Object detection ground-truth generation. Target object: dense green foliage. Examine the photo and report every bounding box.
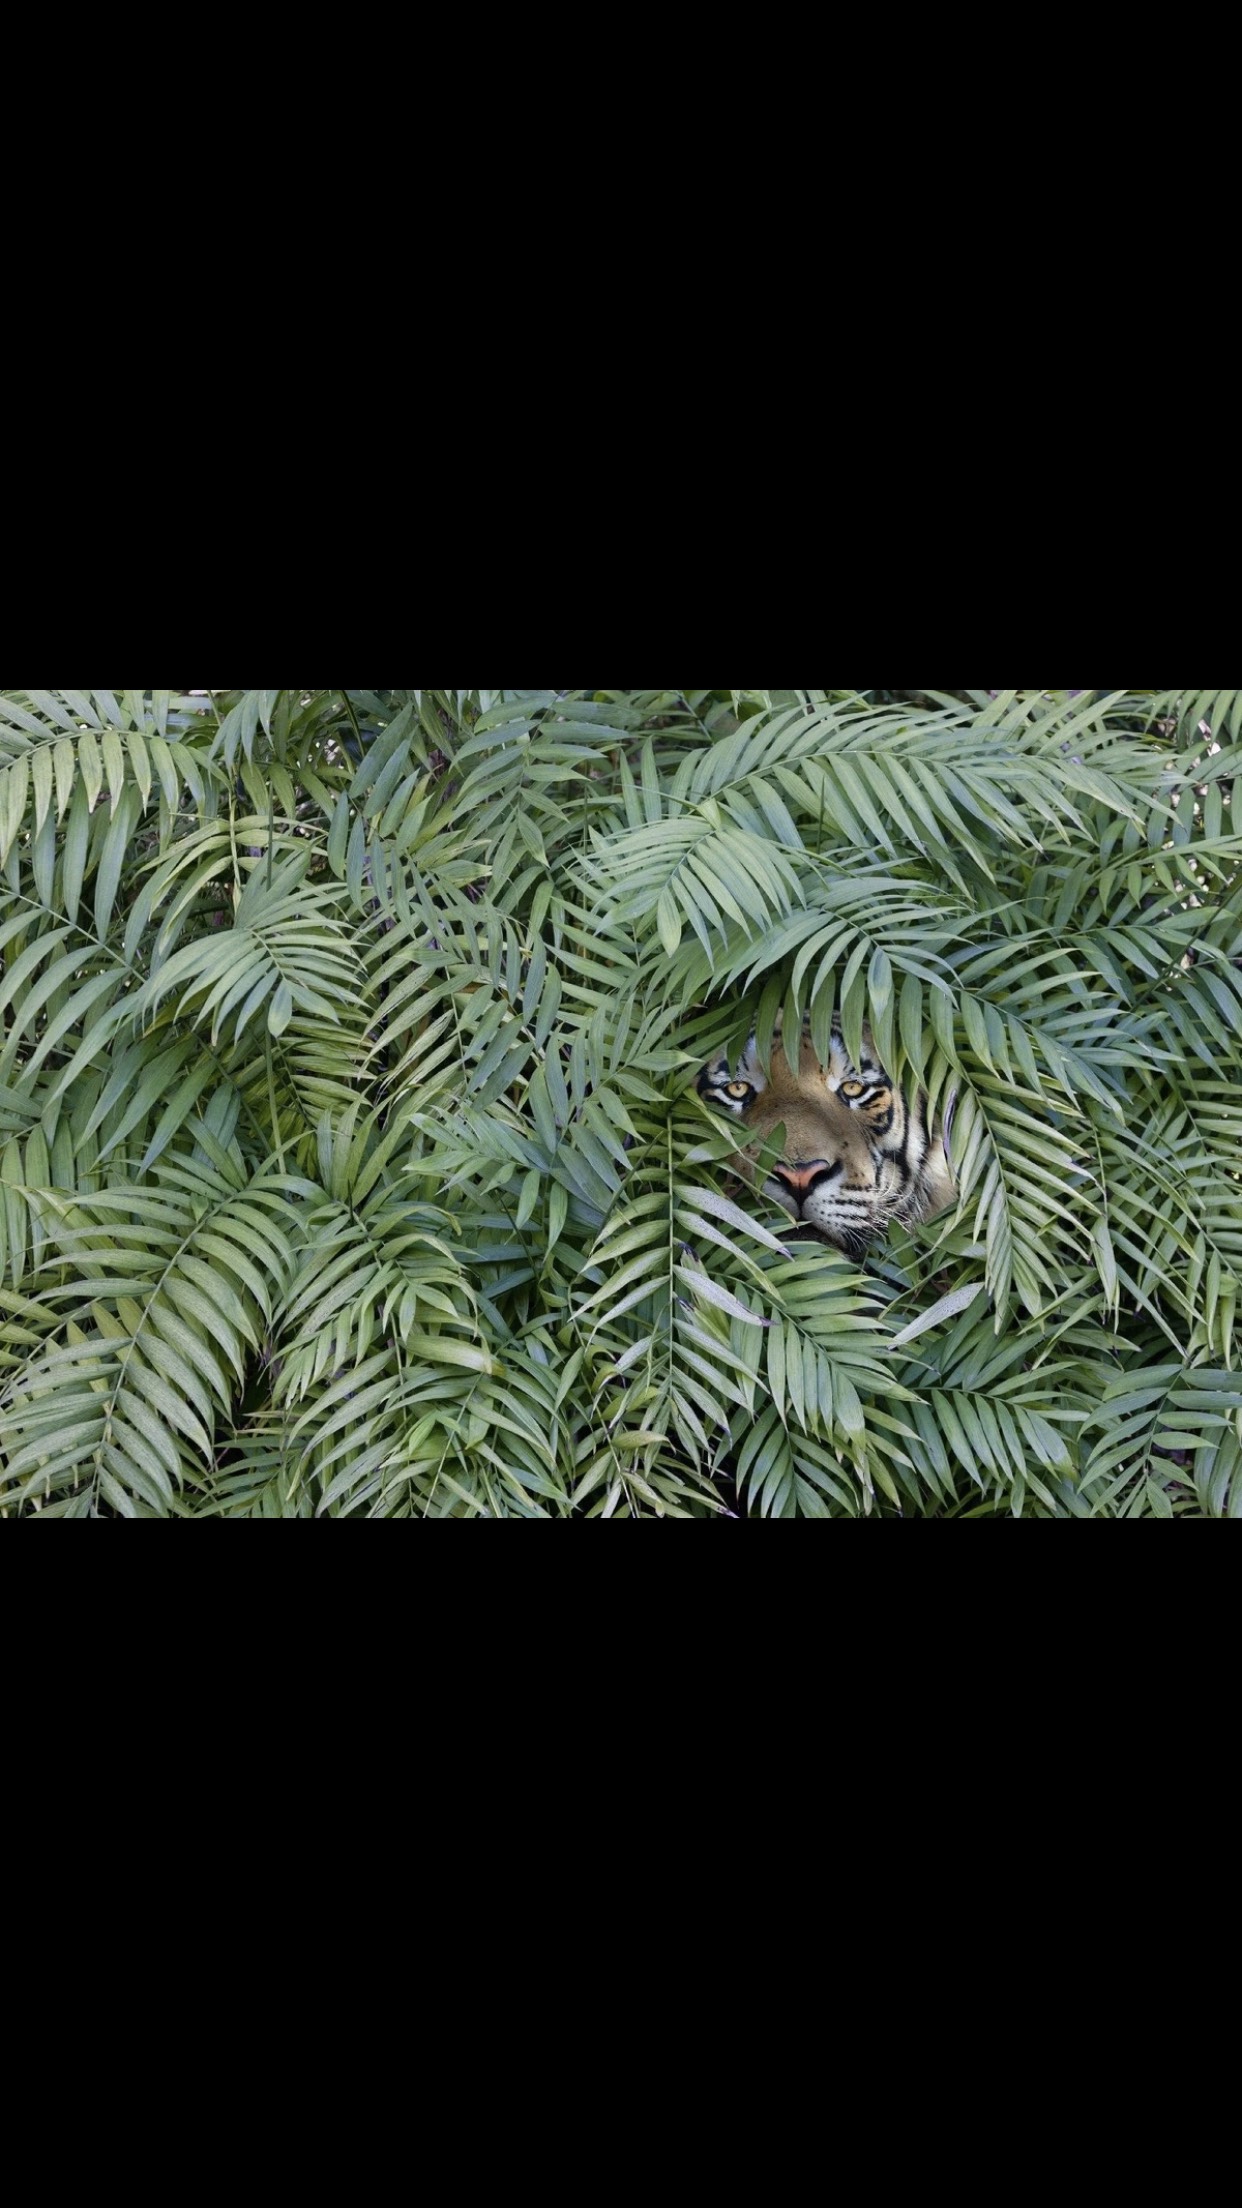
[2,686,1240,1518]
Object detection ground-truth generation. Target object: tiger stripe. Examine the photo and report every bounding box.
[696,1019,956,1253]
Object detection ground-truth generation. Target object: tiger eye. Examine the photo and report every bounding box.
[726,1081,750,1099]
[840,1080,864,1098]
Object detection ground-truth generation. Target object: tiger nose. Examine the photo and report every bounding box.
[773,1163,826,1200]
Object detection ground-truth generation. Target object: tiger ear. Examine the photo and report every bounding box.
[923,1141,957,1220]
[921,1088,959,1220]
[942,1086,959,1161]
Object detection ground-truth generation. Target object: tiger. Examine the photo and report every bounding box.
[697,1020,956,1255]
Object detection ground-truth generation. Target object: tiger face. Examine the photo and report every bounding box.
[697,1024,956,1255]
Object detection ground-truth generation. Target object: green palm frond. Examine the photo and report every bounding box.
[1,1153,299,1516]
[2,684,1239,1515]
